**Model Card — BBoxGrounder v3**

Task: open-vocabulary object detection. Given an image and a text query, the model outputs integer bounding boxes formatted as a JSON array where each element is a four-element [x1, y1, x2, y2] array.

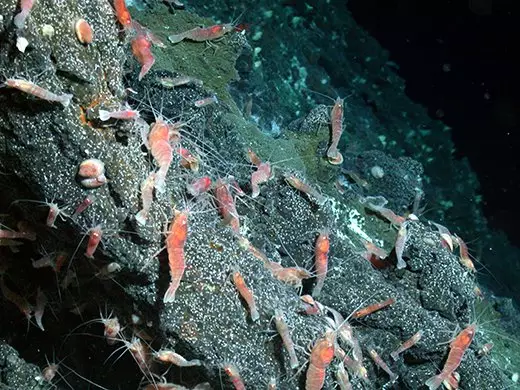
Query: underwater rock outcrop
[[0, 0, 518, 389]]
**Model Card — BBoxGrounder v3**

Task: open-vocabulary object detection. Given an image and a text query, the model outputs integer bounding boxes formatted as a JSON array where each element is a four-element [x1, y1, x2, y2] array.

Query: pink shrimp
[[231, 268, 259, 321], [98, 108, 140, 121], [148, 121, 172, 193], [284, 174, 326, 205], [131, 34, 155, 81], [168, 23, 234, 44], [34, 287, 47, 331], [270, 265, 312, 289], [0, 275, 32, 321], [368, 349, 397, 381], [13, 0, 35, 29], [395, 221, 409, 269], [223, 363, 246, 390], [5, 78, 72, 107], [274, 309, 299, 369], [72, 194, 95, 218], [251, 162, 271, 198], [391, 330, 423, 360], [178, 147, 199, 171], [163, 211, 188, 303], [335, 362, 352, 390], [194, 95, 218, 108], [0, 226, 36, 241], [135, 172, 156, 225], [153, 350, 201, 367], [299, 295, 324, 315], [187, 176, 212, 197], [326, 97, 344, 165], [425, 325, 476, 390], [313, 230, 329, 296], [77, 158, 106, 189], [306, 330, 336, 390], [85, 224, 102, 258], [214, 178, 240, 233]]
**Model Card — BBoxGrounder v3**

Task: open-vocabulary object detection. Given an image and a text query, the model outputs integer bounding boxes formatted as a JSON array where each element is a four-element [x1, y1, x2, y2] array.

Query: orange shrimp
[[214, 178, 240, 233], [131, 34, 155, 81], [352, 297, 395, 319], [274, 309, 299, 369], [306, 330, 336, 390], [5, 78, 72, 107], [326, 97, 344, 165], [313, 230, 330, 296], [113, 0, 132, 28], [425, 324, 476, 390], [163, 210, 188, 303], [168, 23, 234, 44], [148, 121, 172, 193], [231, 268, 259, 321]]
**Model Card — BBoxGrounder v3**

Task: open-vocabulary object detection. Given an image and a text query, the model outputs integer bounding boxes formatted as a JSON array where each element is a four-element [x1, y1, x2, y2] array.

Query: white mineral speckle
[[41, 24, 55, 37], [370, 165, 385, 179]]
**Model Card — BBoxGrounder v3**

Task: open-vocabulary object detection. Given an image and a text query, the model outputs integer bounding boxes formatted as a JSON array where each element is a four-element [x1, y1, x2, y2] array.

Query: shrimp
[[85, 224, 103, 258], [223, 363, 246, 390], [186, 176, 212, 197], [214, 178, 240, 233], [251, 162, 271, 198], [5, 78, 72, 107], [352, 297, 395, 319], [11, 198, 69, 228], [178, 147, 200, 171], [13, 0, 35, 29], [231, 268, 259, 321], [391, 330, 423, 360], [99, 108, 140, 121], [164, 210, 188, 303], [0, 225, 36, 241], [113, 0, 132, 28], [136, 172, 156, 225], [194, 95, 218, 108], [453, 234, 476, 272], [148, 121, 172, 193], [335, 362, 352, 390], [313, 230, 329, 296], [274, 309, 299, 369], [326, 97, 344, 165], [368, 348, 397, 381], [34, 287, 47, 331], [158, 75, 203, 88], [395, 221, 409, 269], [153, 349, 201, 367], [0, 275, 32, 322], [425, 324, 476, 390], [306, 330, 336, 390], [284, 174, 326, 205], [72, 195, 95, 218], [168, 24, 234, 44], [77, 158, 106, 189], [131, 34, 155, 81]]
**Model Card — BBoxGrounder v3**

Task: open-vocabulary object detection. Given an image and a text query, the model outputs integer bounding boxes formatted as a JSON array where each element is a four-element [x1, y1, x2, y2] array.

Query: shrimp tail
[[163, 281, 179, 303], [13, 10, 29, 29], [425, 375, 443, 390], [168, 33, 186, 44], [60, 94, 73, 108], [98, 109, 111, 121]]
